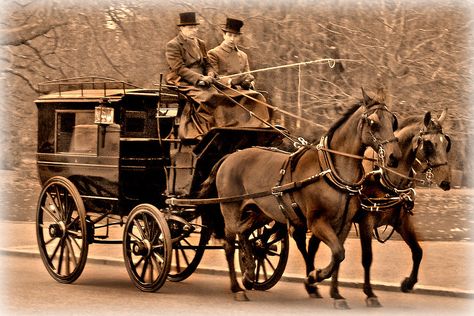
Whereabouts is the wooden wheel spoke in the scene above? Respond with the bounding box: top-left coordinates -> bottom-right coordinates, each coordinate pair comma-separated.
128,231 -> 142,242
65,240 -> 70,275
174,245 -> 181,271
57,238 -> 66,275
66,216 -> 80,230
150,253 -> 163,274
133,219 -> 146,239
41,205 -> 60,223
178,247 -> 191,266
141,214 -> 150,239
264,256 -> 276,272
49,238 -> 62,263
53,186 -> 66,219
267,249 -> 281,257
134,256 -> 145,268
255,259 -> 262,282
140,257 -> 149,280
65,236 -> 78,267
260,257 -> 268,280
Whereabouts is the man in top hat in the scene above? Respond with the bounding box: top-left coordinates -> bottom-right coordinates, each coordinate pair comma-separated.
208,18 -> 255,89
165,12 -> 216,87
207,18 -> 270,124
165,12 -> 220,138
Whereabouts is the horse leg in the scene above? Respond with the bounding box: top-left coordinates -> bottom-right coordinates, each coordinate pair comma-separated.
293,228 -> 323,298
359,218 -> 382,307
328,223 -> 352,310
307,218 -> 345,283
238,232 -> 256,291
397,215 -> 423,293
223,232 -> 248,301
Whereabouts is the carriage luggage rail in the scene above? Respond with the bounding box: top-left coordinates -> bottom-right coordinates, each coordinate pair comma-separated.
37,76 -> 143,96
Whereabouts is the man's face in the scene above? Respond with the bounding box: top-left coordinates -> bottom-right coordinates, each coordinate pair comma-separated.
180,25 -> 199,39
223,32 -> 241,46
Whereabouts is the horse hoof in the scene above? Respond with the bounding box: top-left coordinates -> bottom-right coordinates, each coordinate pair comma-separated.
234,291 -> 249,301
242,273 -> 254,290
366,297 -> 382,307
401,277 -> 414,293
333,299 -> 350,310
305,283 -> 323,298
309,291 -> 323,299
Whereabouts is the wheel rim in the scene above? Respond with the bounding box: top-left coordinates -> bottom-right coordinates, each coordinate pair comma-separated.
239,222 -> 289,291
123,205 -> 171,292
36,178 -> 88,283
168,215 -> 209,282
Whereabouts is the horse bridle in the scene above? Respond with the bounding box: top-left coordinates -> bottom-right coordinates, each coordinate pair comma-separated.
361,104 -> 399,163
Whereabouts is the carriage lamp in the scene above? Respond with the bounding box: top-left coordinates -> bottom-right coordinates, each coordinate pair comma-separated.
95,98 -> 115,125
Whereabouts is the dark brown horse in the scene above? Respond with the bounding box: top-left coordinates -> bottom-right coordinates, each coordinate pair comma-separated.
200,89 -> 401,301
305,110 -> 451,308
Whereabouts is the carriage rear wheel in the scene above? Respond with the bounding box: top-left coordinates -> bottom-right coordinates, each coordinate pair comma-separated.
123,204 -> 172,292
168,215 -> 210,282
36,176 -> 88,284
239,222 -> 289,291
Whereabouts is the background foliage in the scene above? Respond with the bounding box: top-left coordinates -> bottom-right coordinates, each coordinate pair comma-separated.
0,0 -> 472,185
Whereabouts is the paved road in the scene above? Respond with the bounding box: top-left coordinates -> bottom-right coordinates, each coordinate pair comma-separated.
1,255 -> 472,315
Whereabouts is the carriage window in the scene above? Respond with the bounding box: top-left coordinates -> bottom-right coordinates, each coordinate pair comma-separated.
56,111 -> 96,154
124,111 -> 146,135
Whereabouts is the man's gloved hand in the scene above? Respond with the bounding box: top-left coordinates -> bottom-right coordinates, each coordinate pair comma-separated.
240,74 -> 255,90
243,74 -> 255,82
230,74 -> 245,87
197,75 -> 214,87
207,71 -> 218,79
240,80 -> 253,90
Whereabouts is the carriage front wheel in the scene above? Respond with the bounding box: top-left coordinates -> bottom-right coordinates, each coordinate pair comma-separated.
36,176 -> 89,284
123,204 -> 172,292
239,222 -> 289,291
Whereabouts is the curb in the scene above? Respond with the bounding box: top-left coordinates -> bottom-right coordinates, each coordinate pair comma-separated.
2,248 -> 473,299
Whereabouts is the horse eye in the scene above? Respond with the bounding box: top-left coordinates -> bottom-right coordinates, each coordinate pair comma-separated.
422,140 -> 435,155
368,120 -> 380,131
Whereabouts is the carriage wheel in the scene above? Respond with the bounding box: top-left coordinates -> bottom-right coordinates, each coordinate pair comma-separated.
123,204 -> 172,292
239,222 -> 289,291
36,176 -> 88,284
168,216 -> 210,282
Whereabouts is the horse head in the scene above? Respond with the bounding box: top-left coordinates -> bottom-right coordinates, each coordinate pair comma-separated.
412,109 -> 451,190
359,88 -> 401,168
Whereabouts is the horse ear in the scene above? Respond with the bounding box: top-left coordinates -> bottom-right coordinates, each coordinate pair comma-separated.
361,87 -> 370,106
412,136 -> 421,151
375,87 -> 385,103
438,108 -> 447,125
423,112 -> 432,127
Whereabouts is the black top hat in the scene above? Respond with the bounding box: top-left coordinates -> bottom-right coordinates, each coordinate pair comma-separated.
222,18 -> 244,34
178,12 -> 199,26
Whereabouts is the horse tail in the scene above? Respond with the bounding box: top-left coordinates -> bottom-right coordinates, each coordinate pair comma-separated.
198,155 -> 229,240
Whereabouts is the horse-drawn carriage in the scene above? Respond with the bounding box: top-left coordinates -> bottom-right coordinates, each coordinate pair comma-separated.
35,76 -> 451,306
35,76 -> 289,292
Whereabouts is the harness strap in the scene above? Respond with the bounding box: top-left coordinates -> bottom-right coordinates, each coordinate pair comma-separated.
317,136 -> 365,193
272,154 -> 307,227
165,169 -> 330,206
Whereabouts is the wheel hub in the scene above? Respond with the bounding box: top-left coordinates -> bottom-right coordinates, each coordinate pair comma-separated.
48,221 -> 66,238
132,239 -> 151,256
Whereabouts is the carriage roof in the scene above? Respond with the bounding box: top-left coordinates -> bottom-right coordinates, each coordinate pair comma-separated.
35,76 -> 180,105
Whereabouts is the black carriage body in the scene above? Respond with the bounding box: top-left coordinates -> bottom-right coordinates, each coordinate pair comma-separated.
35,81 -> 175,215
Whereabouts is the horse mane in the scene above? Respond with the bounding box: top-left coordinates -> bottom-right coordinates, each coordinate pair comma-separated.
397,116 -> 421,130
326,101 -> 363,143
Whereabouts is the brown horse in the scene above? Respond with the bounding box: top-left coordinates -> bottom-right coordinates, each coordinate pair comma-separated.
200,89 -> 401,301
305,110 -> 451,308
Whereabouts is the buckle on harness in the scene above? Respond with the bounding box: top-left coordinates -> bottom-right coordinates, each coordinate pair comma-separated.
271,186 -> 283,197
